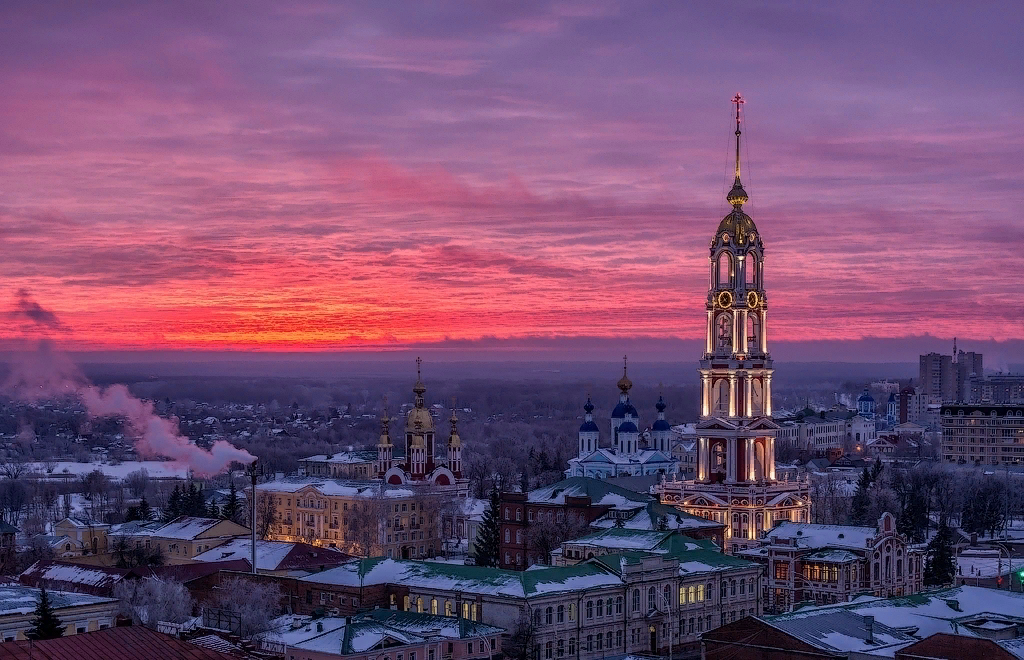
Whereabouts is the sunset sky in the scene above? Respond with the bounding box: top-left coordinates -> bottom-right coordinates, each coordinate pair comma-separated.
1,2 -> 1021,359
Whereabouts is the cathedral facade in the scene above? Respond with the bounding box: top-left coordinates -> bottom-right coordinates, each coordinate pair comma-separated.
565,360 -> 678,478
655,96 -> 810,552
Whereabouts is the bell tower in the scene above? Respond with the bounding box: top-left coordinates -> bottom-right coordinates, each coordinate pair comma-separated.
655,95 -> 810,552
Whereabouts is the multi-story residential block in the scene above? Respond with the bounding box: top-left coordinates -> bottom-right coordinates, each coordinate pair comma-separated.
0,586 -> 118,641
299,449 -> 378,479
52,518 -> 110,557
921,352 -> 956,401
969,372 -> 1024,404
940,403 -> 1024,465
499,477 -> 724,570
739,512 -> 924,613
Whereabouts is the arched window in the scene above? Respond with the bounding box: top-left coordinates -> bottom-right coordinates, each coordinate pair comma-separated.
416,597 -> 423,613
546,607 -> 553,624
504,529 -> 510,543
716,314 -> 733,351
632,589 -> 641,612
431,598 -> 438,614
586,601 -> 593,619
664,585 -> 672,608
557,604 -> 564,623
616,596 -> 623,613
596,599 -> 603,617
648,586 -> 657,611
516,530 -> 522,543
717,252 -> 732,288
745,254 -> 757,286
705,582 -> 712,602
534,608 -> 542,626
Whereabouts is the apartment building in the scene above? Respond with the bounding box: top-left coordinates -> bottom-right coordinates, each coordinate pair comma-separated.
941,403 -> 1024,465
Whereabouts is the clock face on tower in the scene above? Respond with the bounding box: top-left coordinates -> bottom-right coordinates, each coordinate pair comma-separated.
747,290 -> 760,308
717,290 -> 733,309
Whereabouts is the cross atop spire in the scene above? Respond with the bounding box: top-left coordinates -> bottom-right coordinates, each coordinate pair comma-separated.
732,93 -> 744,179
727,94 -> 749,207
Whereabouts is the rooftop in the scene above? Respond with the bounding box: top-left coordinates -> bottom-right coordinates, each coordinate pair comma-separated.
290,610 -> 503,655
0,585 -> 116,617
255,476 -> 416,499
527,477 -> 651,508
0,625 -> 237,660
765,608 -> 916,654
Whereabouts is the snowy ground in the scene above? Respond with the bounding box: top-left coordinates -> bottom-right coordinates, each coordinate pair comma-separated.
28,460 -> 190,480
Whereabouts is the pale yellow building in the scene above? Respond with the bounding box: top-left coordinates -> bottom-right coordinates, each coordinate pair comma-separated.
0,586 -> 118,642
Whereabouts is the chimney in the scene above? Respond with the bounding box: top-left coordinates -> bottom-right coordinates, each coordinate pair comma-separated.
864,615 -> 874,643
316,622 -> 323,632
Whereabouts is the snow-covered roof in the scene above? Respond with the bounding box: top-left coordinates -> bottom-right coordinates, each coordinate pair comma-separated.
19,561 -> 127,590
255,476 -> 416,499
301,558 -> 622,598
151,516 -> 238,540
288,610 -> 503,656
765,608 -> 915,654
193,539 -> 293,570
191,538 -> 348,571
0,585 -> 116,616
527,477 -> 650,508
767,521 -> 878,550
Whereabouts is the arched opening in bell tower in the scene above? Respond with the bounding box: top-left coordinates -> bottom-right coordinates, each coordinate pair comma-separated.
745,254 -> 757,287
712,379 -> 729,416
716,252 -> 733,289
716,313 -> 732,352
747,313 -> 761,353
711,441 -> 726,483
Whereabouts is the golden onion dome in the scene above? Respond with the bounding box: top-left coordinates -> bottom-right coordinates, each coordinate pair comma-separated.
406,405 -> 434,432
617,363 -> 633,394
726,178 -> 748,206
448,409 -> 461,447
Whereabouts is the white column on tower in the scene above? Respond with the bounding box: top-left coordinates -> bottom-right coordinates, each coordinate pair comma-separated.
706,310 -> 714,355
765,374 -> 773,416
701,373 -> 711,417
732,310 -> 740,354
728,375 -> 737,417
726,437 -> 737,483
746,438 -> 755,483
744,373 -> 753,418
767,437 -> 776,480
740,309 -> 748,354
761,309 -> 768,354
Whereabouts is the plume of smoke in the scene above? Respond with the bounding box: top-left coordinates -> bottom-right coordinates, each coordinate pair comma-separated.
3,340 -> 255,477
11,289 -> 66,330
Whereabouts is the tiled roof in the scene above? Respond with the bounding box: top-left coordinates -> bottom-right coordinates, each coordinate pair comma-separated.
0,625 -> 238,659
527,477 -> 651,507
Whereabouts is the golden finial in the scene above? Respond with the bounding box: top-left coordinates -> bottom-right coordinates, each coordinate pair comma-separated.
413,356 -> 426,399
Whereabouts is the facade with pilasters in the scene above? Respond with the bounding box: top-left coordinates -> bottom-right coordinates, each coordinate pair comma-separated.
654,96 -> 811,553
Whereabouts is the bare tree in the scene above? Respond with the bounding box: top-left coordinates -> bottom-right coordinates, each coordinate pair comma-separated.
124,469 -> 150,498
0,460 -> 28,480
114,578 -> 193,627
213,577 -> 282,639
347,485 -> 389,557
525,512 -> 591,566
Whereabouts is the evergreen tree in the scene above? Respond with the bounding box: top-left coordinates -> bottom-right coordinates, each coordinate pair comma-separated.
164,484 -> 183,522
870,457 -> 883,481
222,480 -> 240,523
207,500 -> 221,519
125,505 -> 140,522
26,588 -> 64,640
473,486 -> 501,567
850,468 -> 872,525
924,521 -> 956,586
139,495 -> 153,522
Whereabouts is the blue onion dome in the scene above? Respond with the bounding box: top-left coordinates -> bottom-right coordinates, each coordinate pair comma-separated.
656,395 -> 666,413
617,421 -> 639,433
652,419 -> 671,431
580,420 -> 600,433
611,401 -> 628,418
858,390 -> 874,403
625,400 -> 638,417
584,397 -> 595,415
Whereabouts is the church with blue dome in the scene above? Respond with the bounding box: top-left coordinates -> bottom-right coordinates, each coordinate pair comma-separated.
565,358 -> 679,478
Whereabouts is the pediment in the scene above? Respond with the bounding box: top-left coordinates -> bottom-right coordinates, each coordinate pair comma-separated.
697,417 -> 738,431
